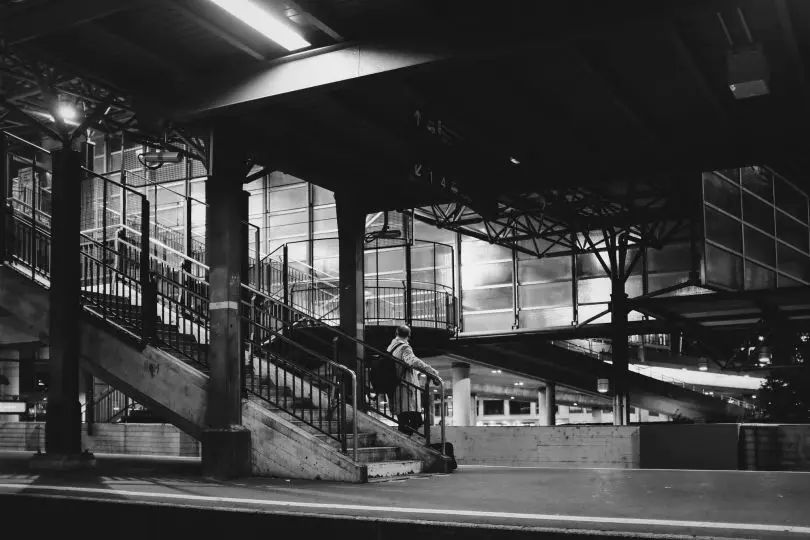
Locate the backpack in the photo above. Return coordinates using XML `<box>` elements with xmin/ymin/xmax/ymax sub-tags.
<box><xmin>368</xmin><ymin>342</ymin><xmax>404</xmax><ymax>396</ymax></box>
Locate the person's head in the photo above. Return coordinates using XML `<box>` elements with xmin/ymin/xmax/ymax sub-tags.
<box><xmin>396</xmin><ymin>325</ymin><xmax>411</xmax><ymax>340</ymax></box>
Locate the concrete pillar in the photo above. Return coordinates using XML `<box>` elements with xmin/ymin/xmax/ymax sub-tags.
<box><xmin>202</xmin><ymin>130</ymin><xmax>251</xmax><ymax>479</ymax></box>
<box><xmin>538</xmin><ymin>383</ymin><xmax>556</xmax><ymax>426</ymax></box>
<box><xmin>451</xmin><ymin>362</ymin><xmax>472</xmax><ymax>426</ymax></box>
<box><xmin>335</xmin><ymin>195</ymin><xmax>365</xmax><ymax>376</ymax></box>
<box><xmin>44</xmin><ymin>147</ymin><xmax>84</xmax><ymax>457</ymax></box>
<box><xmin>592</xmin><ymin>408</ymin><xmax>603</xmax><ymax>424</ymax></box>
<box><xmin>0</xmin><ymin>360</ymin><xmax>20</xmax><ymax>422</ymax></box>
<box><xmin>478</xmin><ymin>398</ymin><xmax>484</xmax><ymax>418</ymax></box>
<box><xmin>470</xmin><ymin>393</ymin><xmax>478</xmax><ymax>426</ymax></box>
<box><xmin>611</xmin><ymin>277</ymin><xmax>630</xmax><ymax>426</ymax></box>
<box><xmin>503</xmin><ymin>399</ymin><xmax>510</xmax><ymax>417</ymax></box>
<box><xmin>537</xmin><ymin>388</ymin><xmax>548</xmax><ymax>426</ymax></box>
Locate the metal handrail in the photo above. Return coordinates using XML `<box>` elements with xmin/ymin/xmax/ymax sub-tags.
<box><xmin>2</xmin><ymin>131</ymin><xmax>51</xmax><ymax>154</ymax></box>
<box><xmin>243</xmin><ymin>299</ymin><xmax>358</xmax><ymax>460</ymax></box>
<box><xmin>243</xmin><ymin>282</ymin><xmax>446</xmax><ymax>453</ymax></box>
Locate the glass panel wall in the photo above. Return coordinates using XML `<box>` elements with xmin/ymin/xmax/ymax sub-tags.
<box><xmin>702</xmin><ymin>167</ymin><xmax>810</xmax><ymax>289</ymax></box>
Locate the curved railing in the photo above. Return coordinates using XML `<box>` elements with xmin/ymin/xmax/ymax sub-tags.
<box><xmin>261</xmin><ymin>238</ymin><xmax>458</xmax><ymax>332</ymax></box>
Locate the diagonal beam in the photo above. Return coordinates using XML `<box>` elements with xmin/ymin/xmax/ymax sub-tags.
<box><xmin>183</xmin><ymin>40</ymin><xmax>459</xmax><ymax>118</ymax></box>
<box><xmin>281</xmin><ymin>0</ymin><xmax>343</xmax><ymax>41</ymax></box>
<box><xmin>774</xmin><ymin>0</ymin><xmax>810</xmax><ymax>120</ymax></box>
<box><xmin>668</xmin><ymin>25</ymin><xmax>731</xmax><ymax>128</ymax></box>
<box><xmin>171</xmin><ymin>0</ymin><xmax>266</xmax><ymax>61</ymax></box>
<box><xmin>0</xmin><ymin>96</ymin><xmax>63</xmax><ymax>141</ymax></box>
<box><xmin>82</xmin><ymin>22</ymin><xmax>190</xmax><ymax>82</ymax></box>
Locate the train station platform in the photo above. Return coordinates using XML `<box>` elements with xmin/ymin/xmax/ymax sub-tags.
<box><xmin>0</xmin><ymin>452</ymin><xmax>808</xmax><ymax>539</ymax></box>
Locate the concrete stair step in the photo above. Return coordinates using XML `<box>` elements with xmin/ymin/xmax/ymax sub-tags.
<box><xmin>353</xmin><ymin>446</ymin><xmax>401</xmax><ymax>463</ymax></box>
<box><xmin>366</xmin><ymin>460</ymin><xmax>424</xmax><ymax>479</ymax></box>
<box><xmin>315</xmin><ymin>431</ymin><xmax>378</xmax><ymax>449</ymax></box>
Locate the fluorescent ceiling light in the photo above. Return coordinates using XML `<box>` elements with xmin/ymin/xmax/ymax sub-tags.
<box><xmin>206</xmin><ymin>0</ymin><xmax>310</xmax><ymax>51</ymax></box>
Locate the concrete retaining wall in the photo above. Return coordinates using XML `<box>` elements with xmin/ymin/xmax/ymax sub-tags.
<box><xmin>0</xmin><ymin>422</ymin><xmax>200</xmax><ymax>457</ymax></box>
<box><xmin>639</xmin><ymin>424</ymin><xmax>740</xmax><ymax>470</ymax></box>
<box><xmin>431</xmin><ymin>426</ymin><xmax>640</xmax><ymax>468</ymax></box>
<box><xmin>740</xmin><ymin>424</ymin><xmax>810</xmax><ymax>471</ymax></box>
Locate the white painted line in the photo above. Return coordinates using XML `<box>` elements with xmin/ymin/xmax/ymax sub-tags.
<box><xmin>457</xmin><ymin>464</ymin><xmax>810</xmax><ymax>474</ymax></box>
<box><xmin>0</xmin><ymin>483</ymin><xmax>808</xmax><ymax>534</ymax></box>
<box><xmin>210</xmin><ymin>301</ymin><xmax>239</xmax><ymax>311</ymax></box>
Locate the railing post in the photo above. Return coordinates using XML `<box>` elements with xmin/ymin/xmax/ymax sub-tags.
<box><xmin>0</xmin><ymin>133</ymin><xmax>7</xmax><ymax>263</ymax></box>
<box><xmin>30</xmin><ymin>156</ymin><xmax>36</xmax><ymax>280</ymax></box>
<box><xmin>333</xmin><ymin>337</ymin><xmax>347</xmax><ymax>454</ymax></box>
<box><xmin>424</xmin><ymin>377</ymin><xmax>431</xmax><ymax>445</ymax></box>
<box><xmin>439</xmin><ymin>383</ymin><xmax>446</xmax><ymax>455</ymax></box>
<box><xmin>185</xmin><ymin>196</ymin><xmax>192</xmax><ymax>257</ymax></box>
<box><xmin>140</xmin><ymin>197</ymin><xmax>153</xmax><ymax>342</ymax></box>
<box><xmin>254</xmin><ymin>226</ymin><xmax>261</xmax><ymax>290</ymax></box>
<box><xmin>405</xmin><ymin>242</ymin><xmax>413</xmax><ymax>325</ymax></box>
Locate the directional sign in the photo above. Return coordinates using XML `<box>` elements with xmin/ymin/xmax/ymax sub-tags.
<box><xmin>0</xmin><ymin>401</ymin><xmax>27</xmax><ymax>414</ymax></box>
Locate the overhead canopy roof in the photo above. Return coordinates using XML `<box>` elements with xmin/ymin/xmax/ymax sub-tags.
<box><xmin>4</xmin><ymin>0</ymin><xmax>810</xmax><ymax>197</ymax></box>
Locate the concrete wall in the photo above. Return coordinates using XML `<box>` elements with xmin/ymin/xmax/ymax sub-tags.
<box><xmin>431</xmin><ymin>425</ymin><xmax>640</xmax><ymax>468</ymax></box>
<box><xmin>0</xmin><ymin>422</ymin><xmax>200</xmax><ymax>457</ymax></box>
<box><xmin>639</xmin><ymin>423</ymin><xmax>740</xmax><ymax>470</ymax></box>
<box><xmin>740</xmin><ymin>424</ymin><xmax>810</xmax><ymax>471</ymax></box>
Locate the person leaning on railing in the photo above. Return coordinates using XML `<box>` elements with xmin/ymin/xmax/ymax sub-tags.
<box><xmin>386</xmin><ymin>324</ymin><xmax>440</xmax><ymax>435</ymax></box>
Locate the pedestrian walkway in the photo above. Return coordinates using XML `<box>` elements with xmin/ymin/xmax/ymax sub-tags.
<box><xmin>0</xmin><ymin>451</ymin><xmax>808</xmax><ymax>539</ymax></box>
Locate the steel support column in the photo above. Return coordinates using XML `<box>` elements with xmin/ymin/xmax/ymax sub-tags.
<box><xmin>336</xmin><ymin>194</ymin><xmax>365</xmax><ymax>391</ymax></box>
<box><xmin>203</xmin><ymin>129</ymin><xmax>250</xmax><ymax>479</ymax></box>
<box><xmin>44</xmin><ymin>146</ymin><xmax>84</xmax><ymax>457</ymax></box>
<box><xmin>611</xmin><ymin>276</ymin><xmax>631</xmax><ymax>426</ymax></box>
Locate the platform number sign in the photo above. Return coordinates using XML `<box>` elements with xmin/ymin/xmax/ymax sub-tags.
<box><xmin>411</xmin><ymin>109</ymin><xmax>462</xmax><ymax>199</ymax></box>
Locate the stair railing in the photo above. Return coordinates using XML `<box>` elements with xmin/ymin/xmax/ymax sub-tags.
<box><xmin>242</xmin><ymin>285</ymin><xmax>358</xmax><ymax>460</ymax></box>
<box><xmin>243</xmin><ymin>282</ymin><xmax>446</xmax><ymax>454</ymax></box>
<box><xmin>82</xmin><ymin>386</ymin><xmax>130</xmax><ymax>424</ymax></box>
<box><xmin>114</xmin><ymin>231</ymin><xmax>210</xmax><ymax>368</ymax></box>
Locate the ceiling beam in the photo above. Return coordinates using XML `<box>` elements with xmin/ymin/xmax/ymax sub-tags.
<box><xmin>2</xmin><ymin>0</ymin><xmax>151</xmax><ymax>46</ymax></box>
<box><xmin>181</xmin><ymin>7</ymin><xmax>691</xmax><ymax>121</ymax></box>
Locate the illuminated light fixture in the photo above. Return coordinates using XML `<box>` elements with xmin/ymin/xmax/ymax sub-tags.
<box><xmin>757</xmin><ymin>335</ymin><xmax>765</xmax><ymax>342</ymax></box>
<box><xmin>573</xmin><ymin>402</ymin><xmax>578</xmax><ymax>407</ymax></box>
<box><xmin>509</xmin><ymin>157</ymin><xmax>520</xmax><ymax>165</ymax></box>
<box><xmin>491</xmin><ymin>370</ymin><xmax>502</xmax><ymax>374</ymax></box>
<box><xmin>513</xmin><ymin>381</ymin><xmax>524</xmax><ymax>386</ymax></box>
<box><xmin>206</xmin><ymin>0</ymin><xmax>310</xmax><ymax>51</ymax></box>
<box><xmin>758</xmin><ymin>348</ymin><xmax>772</xmax><ymax>366</ymax></box>
<box><xmin>57</xmin><ymin>103</ymin><xmax>78</xmax><ymax>121</ymax></box>
<box><xmin>698</xmin><ymin>358</ymin><xmax>709</xmax><ymax>372</ymax></box>
<box><xmin>597</xmin><ymin>378</ymin><xmax>609</xmax><ymax>393</ymax></box>
<box><xmin>509</xmin><ymin>396</ymin><xmax>515</xmax><ymax>400</ymax></box>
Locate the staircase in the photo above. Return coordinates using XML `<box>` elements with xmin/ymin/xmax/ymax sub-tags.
<box><xmin>0</xmin><ymin>134</ymin><xmax>450</xmax><ymax>481</ymax></box>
